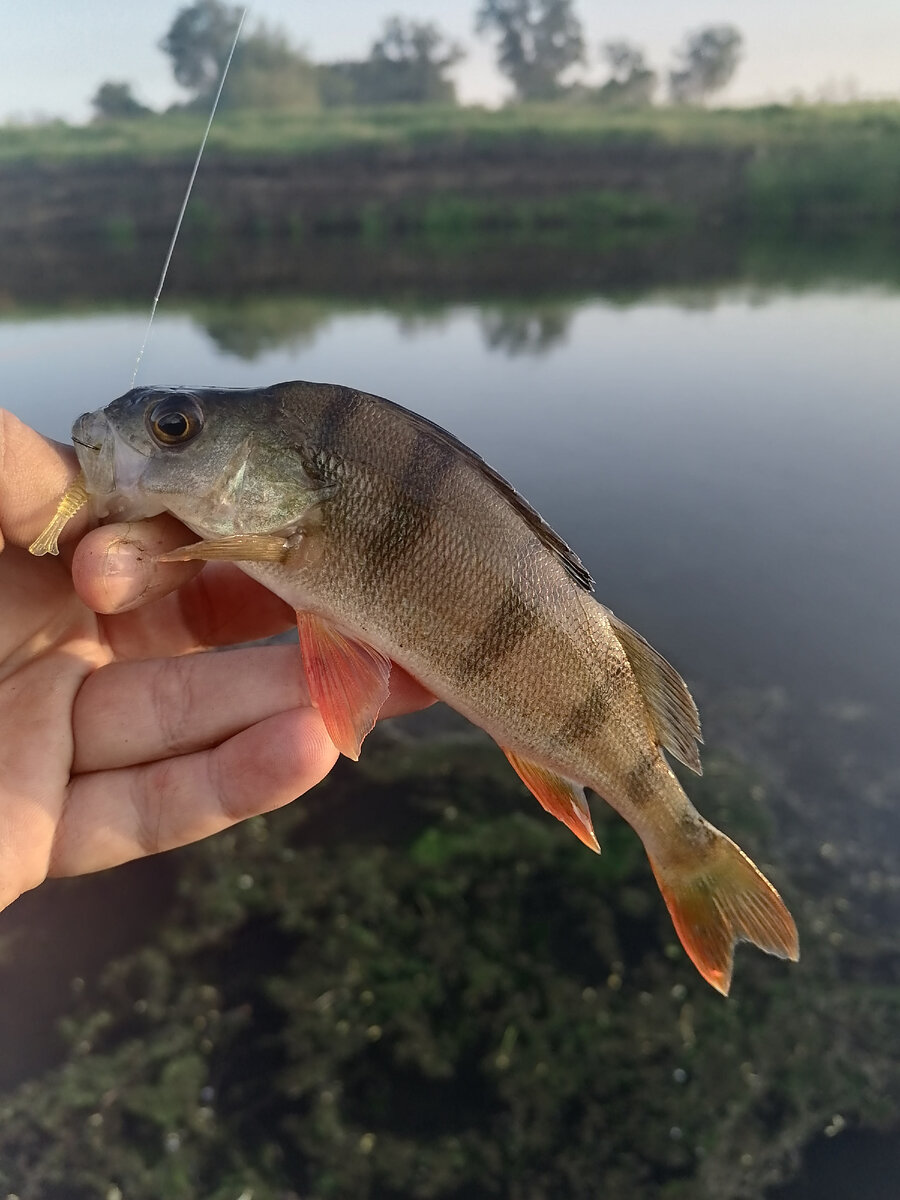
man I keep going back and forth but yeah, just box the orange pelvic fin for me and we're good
[297,612,391,760]
[649,830,799,995]
[502,749,600,853]
[156,534,290,564]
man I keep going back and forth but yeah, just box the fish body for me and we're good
[66,380,798,993]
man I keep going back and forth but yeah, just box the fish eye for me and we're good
[147,396,204,447]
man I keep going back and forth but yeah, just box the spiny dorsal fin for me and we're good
[378,395,595,592]
[607,611,703,774]
[273,381,594,592]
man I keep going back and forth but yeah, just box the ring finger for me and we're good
[73,645,435,773]
[72,644,310,773]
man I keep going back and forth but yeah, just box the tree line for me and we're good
[93,0,743,119]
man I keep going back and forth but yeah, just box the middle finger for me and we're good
[73,644,309,772]
[73,646,435,772]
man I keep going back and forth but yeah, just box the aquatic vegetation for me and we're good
[0,729,896,1199]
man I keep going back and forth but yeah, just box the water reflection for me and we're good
[479,304,574,355]
[197,296,338,358]
[199,296,576,360]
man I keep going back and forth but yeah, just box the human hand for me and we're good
[0,410,433,912]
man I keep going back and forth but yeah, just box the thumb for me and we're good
[0,410,90,553]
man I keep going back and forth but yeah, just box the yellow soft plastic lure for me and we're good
[28,471,89,557]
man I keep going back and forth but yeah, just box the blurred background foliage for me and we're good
[1,729,896,1199]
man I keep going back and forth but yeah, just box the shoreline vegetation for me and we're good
[5,101,900,163]
[2,103,900,255]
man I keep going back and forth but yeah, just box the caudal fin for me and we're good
[648,828,799,995]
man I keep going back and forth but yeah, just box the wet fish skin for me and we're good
[66,380,799,994]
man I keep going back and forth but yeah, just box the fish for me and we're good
[34,380,799,994]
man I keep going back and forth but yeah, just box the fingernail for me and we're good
[101,537,149,610]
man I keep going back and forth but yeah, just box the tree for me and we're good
[160,2,318,112]
[668,25,743,105]
[371,16,464,101]
[91,81,152,120]
[475,0,586,101]
[372,15,462,72]
[159,0,243,101]
[220,24,319,112]
[320,16,463,107]
[594,40,656,108]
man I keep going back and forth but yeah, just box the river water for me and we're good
[6,287,900,730]
[2,279,898,1197]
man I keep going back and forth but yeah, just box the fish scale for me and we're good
[32,379,800,995]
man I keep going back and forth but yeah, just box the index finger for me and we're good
[0,410,91,552]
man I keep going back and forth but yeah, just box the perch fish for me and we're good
[32,381,799,994]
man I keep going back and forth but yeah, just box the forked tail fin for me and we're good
[648,827,799,995]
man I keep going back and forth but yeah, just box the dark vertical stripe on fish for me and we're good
[678,809,717,850]
[556,685,608,746]
[360,431,458,584]
[455,582,539,680]
[626,753,659,806]
[317,387,363,448]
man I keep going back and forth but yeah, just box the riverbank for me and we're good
[2,102,900,250]
[3,101,900,164]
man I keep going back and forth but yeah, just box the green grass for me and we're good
[6,102,900,239]
[4,100,900,164]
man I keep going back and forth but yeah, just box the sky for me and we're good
[1,0,899,122]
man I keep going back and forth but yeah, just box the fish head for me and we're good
[73,385,326,538]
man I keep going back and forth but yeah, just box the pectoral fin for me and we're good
[156,534,290,564]
[297,612,391,761]
[502,749,600,853]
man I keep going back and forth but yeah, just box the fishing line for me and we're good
[130,7,248,387]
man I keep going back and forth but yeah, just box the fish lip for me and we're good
[72,408,161,516]
[72,434,100,452]
[72,410,117,495]
[72,411,104,449]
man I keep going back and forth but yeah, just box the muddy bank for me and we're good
[0,140,747,244]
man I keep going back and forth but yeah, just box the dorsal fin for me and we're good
[607,611,703,773]
[379,396,595,592]
[272,381,594,591]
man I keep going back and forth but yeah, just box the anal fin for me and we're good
[502,749,600,853]
[297,612,391,761]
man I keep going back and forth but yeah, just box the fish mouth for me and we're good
[72,410,107,450]
[72,433,100,452]
[71,407,165,522]
[72,410,118,496]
